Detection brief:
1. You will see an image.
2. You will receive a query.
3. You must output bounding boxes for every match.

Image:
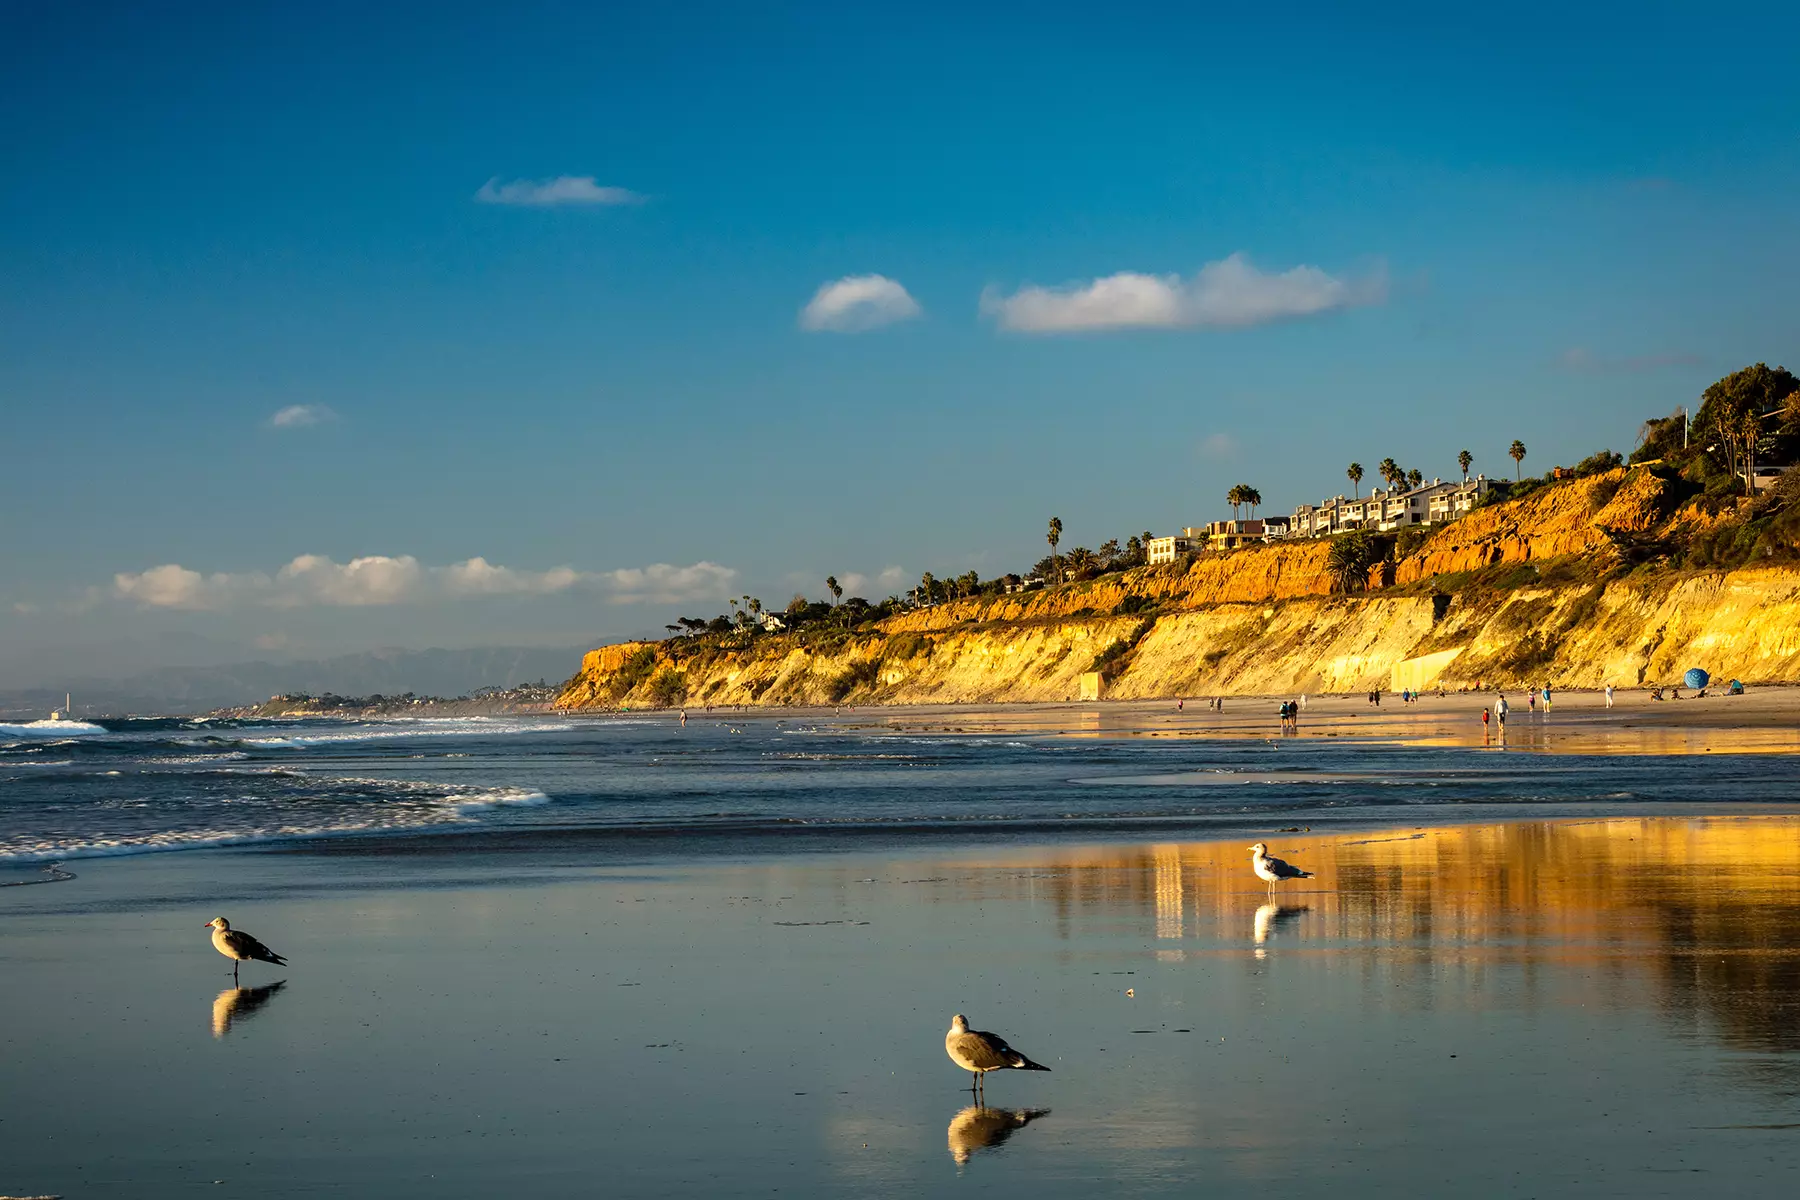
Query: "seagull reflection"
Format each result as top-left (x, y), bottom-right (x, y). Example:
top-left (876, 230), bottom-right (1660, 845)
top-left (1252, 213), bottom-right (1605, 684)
top-left (947, 1105), bottom-right (1051, 1166)
top-left (1253, 902), bottom-right (1309, 957)
top-left (211, 980), bottom-right (287, 1038)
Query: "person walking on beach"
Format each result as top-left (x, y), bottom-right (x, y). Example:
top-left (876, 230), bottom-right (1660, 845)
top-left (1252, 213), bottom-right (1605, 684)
top-left (1495, 693), bottom-right (1508, 727)
top-left (1527, 691), bottom-right (1536, 713)
top-left (1542, 685), bottom-right (1552, 713)
top-left (1605, 683), bottom-right (1614, 708)
top-left (1177, 697), bottom-right (1183, 711)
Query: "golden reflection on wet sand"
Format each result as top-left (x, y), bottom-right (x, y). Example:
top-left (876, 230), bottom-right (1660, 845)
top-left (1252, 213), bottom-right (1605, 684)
top-left (210, 980), bottom-right (287, 1038)
top-left (946, 1105), bottom-right (1051, 1166)
top-left (949, 816), bottom-right (1800, 1055)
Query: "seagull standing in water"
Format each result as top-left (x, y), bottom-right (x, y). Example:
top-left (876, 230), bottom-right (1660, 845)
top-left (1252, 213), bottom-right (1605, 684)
top-left (204, 916), bottom-right (288, 981)
top-left (1249, 843), bottom-right (1313, 898)
top-left (945, 1014), bottom-right (1051, 1094)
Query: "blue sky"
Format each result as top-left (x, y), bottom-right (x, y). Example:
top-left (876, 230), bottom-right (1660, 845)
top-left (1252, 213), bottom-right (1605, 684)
top-left (4, 1), bottom-right (1798, 679)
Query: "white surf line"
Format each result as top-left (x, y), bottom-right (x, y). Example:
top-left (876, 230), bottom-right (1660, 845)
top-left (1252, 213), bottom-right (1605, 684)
top-left (0, 861), bottom-right (77, 887)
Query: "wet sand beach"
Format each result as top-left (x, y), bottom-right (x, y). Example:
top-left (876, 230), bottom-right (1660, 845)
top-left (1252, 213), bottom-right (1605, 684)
top-left (806, 686), bottom-right (1800, 754)
top-left (4, 815), bottom-right (1800, 1197)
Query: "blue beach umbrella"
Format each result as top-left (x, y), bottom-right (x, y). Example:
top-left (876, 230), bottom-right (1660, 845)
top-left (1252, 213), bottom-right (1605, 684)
top-left (1683, 667), bottom-right (1709, 690)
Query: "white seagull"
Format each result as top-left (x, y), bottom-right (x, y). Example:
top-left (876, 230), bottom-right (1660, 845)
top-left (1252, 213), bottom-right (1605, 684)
top-left (204, 916), bottom-right (288, 981)
top-left (945, 1014), bottom-right (1051, 1094)
top-left (1249, 843), bottom-right (1313, 898)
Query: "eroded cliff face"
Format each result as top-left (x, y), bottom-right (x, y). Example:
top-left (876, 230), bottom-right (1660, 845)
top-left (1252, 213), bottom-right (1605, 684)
top-left (557, 469), bottom-right (1800, 707)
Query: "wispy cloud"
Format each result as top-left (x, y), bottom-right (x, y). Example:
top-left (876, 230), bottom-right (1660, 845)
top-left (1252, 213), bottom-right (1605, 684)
top-left (475, 176), bottom-right (646, 207)
top-left (1198, 432), bottom-right (1239, 460)
top-left (112, 556), bottom-right (735, 611)
top-left (799, 275), bottom-right (922, 332)
top-left (982, 253), bottom-right (1385, 334)
top-left (1558, 347), bottom-right (1702, 373)
top-left (268, 404), bottom-right (335, 429)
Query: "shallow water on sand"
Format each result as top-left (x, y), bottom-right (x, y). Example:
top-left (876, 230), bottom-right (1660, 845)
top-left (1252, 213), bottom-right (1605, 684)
top-left (6, 698), bottom-right (1800, 868)
top-left (3, 816), bottom-right (1799, 1197)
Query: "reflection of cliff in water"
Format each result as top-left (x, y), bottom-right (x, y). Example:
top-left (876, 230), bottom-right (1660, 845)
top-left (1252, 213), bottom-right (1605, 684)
top-left (941, 817), bottom-right (1800, 1066)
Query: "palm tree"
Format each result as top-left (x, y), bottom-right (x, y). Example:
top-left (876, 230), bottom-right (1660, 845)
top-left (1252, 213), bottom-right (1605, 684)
top-left (1047, 517), bottom-right (1063, 581)
top-left (1738, 405), bottom-right (1763, 494)
top-left (1406, 468), bottom-right (1423, 490)
top-left (825, 575), bottom-right (842, 605)
top-left (1243, 485), bottom-right (1263, 518)
top-left (1347, 462), bottom-right (1363, 498)
top-left (1327, 531), bottom-right (1378, 594)
top-left (1509, 440), bottom-right (1527, 480)
top-left (1457, 449), bottom-right (1473, 482)
top-left (1376, 457), bottom-right (1400, 492)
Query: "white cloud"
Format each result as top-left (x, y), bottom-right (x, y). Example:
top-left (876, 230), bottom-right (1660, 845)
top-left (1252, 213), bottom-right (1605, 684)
top-left (597, 562), bottom-right (738, 605)
top-left (982, 253), bottom-right (1384, 334)
top-left (799, 275), bottom-right (922, 332)
top-left (809, 566), bottom-right (908, 600)
top-left (268, 404), bottom-right (335, 429)
top-left (475, 176), bottom-right (645, 207)
top-left (112, 556), bottom-right (735, 611)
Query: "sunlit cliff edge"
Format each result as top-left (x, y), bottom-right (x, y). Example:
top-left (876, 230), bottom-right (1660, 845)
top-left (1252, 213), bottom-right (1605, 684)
top-left (558, 468), bottom-right (1800, 708)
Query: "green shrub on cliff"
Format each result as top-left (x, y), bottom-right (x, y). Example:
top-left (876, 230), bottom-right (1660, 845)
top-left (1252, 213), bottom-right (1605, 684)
top-left (647, 668), bottom-right (688, 707)
top-left (883, 632), bottom-right (934, 662)
top-left (609, 647), bottom-right (659, 699)
top-left (829, 659), bottom-right (882, 701)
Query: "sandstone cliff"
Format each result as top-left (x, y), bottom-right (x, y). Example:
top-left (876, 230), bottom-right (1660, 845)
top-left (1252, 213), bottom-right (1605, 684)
top-left (558, 468), bottom-right (1800, 707)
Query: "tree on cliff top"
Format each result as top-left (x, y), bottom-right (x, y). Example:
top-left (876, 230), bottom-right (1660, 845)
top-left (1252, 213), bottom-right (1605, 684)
top-left (1695, 364), bottom-right (1799, 494)
top-left (1347, 462), bottom-right (1364, 498)
top-left (1457, 449), bottom-right (1473, 482)
top-left (1509, 440), bottom-right (1527, 480)
top-left (1047, 517), bottom-right (1063, 582)
top-left (1377, 457), bottom-right (1400, 491)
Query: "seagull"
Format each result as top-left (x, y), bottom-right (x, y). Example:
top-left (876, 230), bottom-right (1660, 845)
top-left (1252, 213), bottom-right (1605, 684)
top-left (204, 916), bottom-right (288, 981)
top-left (945, 1014), bottom-right (1050, 1094)
top-left (1249, 843), bottom-right (1313, 898)
top-left (946, 1105), bottom-right (1051, 1165)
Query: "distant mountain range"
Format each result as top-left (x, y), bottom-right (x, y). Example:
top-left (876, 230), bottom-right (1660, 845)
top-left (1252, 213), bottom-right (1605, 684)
top-left (0, 645), bottom-right (591, 717)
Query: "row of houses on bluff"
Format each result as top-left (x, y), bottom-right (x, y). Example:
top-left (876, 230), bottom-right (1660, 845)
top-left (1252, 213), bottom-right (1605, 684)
top-left (1147, 474), bottom-right (1497, 563)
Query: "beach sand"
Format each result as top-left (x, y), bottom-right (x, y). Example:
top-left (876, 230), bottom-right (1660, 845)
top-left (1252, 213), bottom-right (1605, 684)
top-left (5, 815), bottom-right (1800, 1197)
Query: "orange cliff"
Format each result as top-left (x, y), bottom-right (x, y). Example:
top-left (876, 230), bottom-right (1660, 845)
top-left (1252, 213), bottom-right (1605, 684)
top-left (557, 469), bottom-right (1800, 708)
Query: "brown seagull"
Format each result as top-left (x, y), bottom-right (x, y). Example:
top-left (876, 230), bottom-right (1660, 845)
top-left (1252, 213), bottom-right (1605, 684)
top-left (204, 916), bottom-right (288, 981)
top-left (945, 1014), bottom-right (1050, 1093)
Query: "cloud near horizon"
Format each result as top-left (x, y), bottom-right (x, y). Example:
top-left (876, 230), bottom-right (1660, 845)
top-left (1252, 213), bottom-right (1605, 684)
top-left (112, 556), bottom-right (735, 611)
top-left (833, 566), bottom-right (907, 598)
top-left (268, 404), bottom-right (335, 429)
top-left (475, 176), bottom-right (645, 207)
top-left (982, 253), bottom-right (1385, 334)
top-left (799, 275), bottom-right (921, 332)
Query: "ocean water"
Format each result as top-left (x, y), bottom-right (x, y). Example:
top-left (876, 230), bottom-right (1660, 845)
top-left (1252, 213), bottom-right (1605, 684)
top-left (3, 710), bottom-right (1794, 866)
